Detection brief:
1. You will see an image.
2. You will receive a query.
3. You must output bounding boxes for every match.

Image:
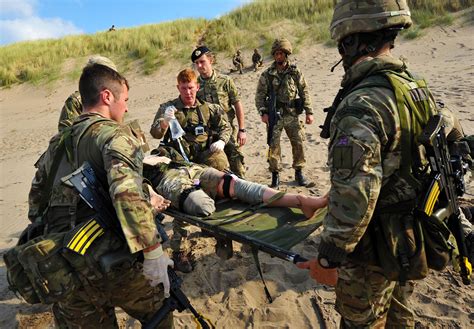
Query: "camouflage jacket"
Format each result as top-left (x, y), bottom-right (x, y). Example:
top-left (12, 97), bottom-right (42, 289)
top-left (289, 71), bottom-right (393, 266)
top-left (197, 70), bottom-right (240, 114)
top-left (318, 55), bottom-right (461, 263)
top-left (29, 113), bottom-right (159, 253)
top-left (255, 61), bottom-right (313, 116)
top-left (58, 91), bottom-right (82, 132)
top-left (150, 97), bottom-right (231, 145)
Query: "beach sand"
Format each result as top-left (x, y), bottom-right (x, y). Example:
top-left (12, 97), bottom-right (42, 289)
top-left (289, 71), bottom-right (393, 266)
top-left (1, 16), bottom-right (473, 328)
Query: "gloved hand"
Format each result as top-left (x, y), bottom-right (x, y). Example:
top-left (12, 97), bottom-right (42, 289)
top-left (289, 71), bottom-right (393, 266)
top-left (164, 106), bottom-right (177, 122)
top-left (210, 140), bottom-right (225, 153)
top-left (296, 258), bottom-right (338, 286)
top-left (143, 244), bottom-right (174, 297)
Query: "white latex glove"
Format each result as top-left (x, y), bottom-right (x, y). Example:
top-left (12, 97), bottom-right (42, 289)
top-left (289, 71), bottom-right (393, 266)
top-left (143, 245), bottom-right (174, 297)
top-left (210, 140), bottom-right (225, 153)
top-left (163, 106), bottom-right (177, 122)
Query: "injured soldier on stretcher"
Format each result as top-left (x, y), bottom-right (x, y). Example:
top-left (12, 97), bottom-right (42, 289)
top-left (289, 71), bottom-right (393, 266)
top-left (143, 155), bottom-right (328, 218)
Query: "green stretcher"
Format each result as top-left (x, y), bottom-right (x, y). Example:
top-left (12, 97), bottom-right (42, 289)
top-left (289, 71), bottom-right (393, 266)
top-left (165, 199), bottom-right (327, 264)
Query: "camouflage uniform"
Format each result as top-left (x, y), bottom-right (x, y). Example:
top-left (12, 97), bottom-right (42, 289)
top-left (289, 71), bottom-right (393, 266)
top-left (252, 50), bottom-right (263, 71)
top-left (232, 51), bottom-right (244, 74)
top-left (151, 97), bottom-right (231, 172)
top-left (255, 62), bottom-right (313, 172)
top-left (29, 113), bottom-right (171, 328)
top-left (318, 56), bottom-right (463, 328)
top-left (57, 91), bottom-right (82, 132)
top-left (197, 70), bottom-right (246, 177)
top-left (151, 97), bottom-right (230, 257)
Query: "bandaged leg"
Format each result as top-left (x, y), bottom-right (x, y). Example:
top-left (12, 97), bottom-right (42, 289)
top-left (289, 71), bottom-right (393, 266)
top-left (182, 189), bottom-right (216, 216)
top-left (232, 176), bottom-right (267, 204)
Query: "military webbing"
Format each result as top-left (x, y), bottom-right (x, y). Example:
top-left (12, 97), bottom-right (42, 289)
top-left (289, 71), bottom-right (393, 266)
top-left (383, 70), bottom-right (434, 190)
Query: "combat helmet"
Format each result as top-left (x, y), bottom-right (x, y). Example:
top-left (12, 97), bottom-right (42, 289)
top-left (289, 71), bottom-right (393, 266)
top-left (330, 0), bottom-right (412, 42)
top-left (271, 38), bottom-right (292, 55)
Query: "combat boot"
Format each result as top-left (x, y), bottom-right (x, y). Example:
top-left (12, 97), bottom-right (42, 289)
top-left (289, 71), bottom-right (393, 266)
top-left (295, 169), bottom-right (308, 186)
top-left (270, 172), bottom-right (279, 188)
top-left (172, 251), bottom-right (194, 273)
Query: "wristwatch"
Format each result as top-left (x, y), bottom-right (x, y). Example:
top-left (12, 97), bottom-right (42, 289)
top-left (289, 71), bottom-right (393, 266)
top-left (238, 128), bottom-right (246, 133)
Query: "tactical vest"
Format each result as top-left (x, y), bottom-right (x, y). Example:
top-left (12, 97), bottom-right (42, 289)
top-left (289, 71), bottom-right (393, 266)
top-left (264, 64), bottom-right (304, 115)
top-left (343, 70), bottom-right (455, 282)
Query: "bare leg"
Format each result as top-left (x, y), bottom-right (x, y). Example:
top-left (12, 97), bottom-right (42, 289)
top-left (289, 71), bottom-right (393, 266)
top-left (216, 177), bottom-right (327, 219)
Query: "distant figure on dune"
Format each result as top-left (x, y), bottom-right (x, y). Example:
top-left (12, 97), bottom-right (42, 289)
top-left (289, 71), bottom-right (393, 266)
top-left (231, 50), bottom-right (244, 74)
top-left (252, 48), bottom-right (263, 72)
top-left (108, 24), bottom-right (116, 32)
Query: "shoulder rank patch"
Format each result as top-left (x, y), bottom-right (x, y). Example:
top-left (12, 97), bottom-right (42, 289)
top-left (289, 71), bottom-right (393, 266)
top-left (66, 218), bottom-right (104, 255)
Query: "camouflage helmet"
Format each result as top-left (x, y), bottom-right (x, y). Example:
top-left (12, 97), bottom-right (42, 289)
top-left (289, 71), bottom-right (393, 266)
top-left (86, 55), bottom-right (118, 72)
top-left (330, 0), bottom-right (412, 42)
top-left (271, 38), bottom-right (292, 55)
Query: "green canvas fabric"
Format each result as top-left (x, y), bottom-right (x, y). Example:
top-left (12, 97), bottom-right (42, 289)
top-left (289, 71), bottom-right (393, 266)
top-left (167, 200), bottom-right (327, 252)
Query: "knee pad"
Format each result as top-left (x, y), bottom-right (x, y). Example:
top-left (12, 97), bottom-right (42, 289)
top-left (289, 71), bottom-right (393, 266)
top-left (233, 178), bottom-right (266, 205)
top-left (182, 189), bottom-right (216, 217)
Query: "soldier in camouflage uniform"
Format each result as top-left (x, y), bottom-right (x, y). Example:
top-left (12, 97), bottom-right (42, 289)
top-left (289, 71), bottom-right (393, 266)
top-left (296, 1), bottom-right (467, 328)
top-left (28, 60), bottom-right (173, 328)
top-left (192, 46), bottom-right (248, 178)
top-left (150, 68), bottom-right (231, 171)
top-left (151, 68), bottom-right (231, 272)
top-left (231, 49), bottom-right (244, 74)
top-left (57, 56), bottom-right (118, 132)
top-left (143, 154), bottom-right (328, 218)
top-left (255, 38), bottom-right (314, 188)
top-left (252, 48), bottom-right (263, 72)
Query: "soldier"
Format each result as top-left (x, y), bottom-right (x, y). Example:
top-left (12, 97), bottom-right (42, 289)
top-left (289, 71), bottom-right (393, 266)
top-left (143, 154), bottom-right (328, 218)
top-left (57, 56), bottom-right (118, 132)
top-left (252, 48), bottom-right (263, 72)
top-left (231, 49), bottom-right (244, 74)
top-left (296, 1), bottom-right (467, 327)
top-left (192, 46), bottom-right (247, 178)
top-left (255, 38), bottom-right (314, 188)
top-left (150, 68), bottom-right (231, 272)
top-left (28, 59), bottom-right (173, 327)
top-left (150, 68), bottom-right (231, 171)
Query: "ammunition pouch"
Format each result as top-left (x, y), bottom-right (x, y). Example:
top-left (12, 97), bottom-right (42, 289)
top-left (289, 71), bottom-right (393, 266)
top-left (4, 232), bottom-right (79, 304)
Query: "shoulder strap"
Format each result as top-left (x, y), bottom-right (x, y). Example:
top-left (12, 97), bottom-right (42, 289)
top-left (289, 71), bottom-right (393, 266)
top-left (383, 70), bottom-right (434, 189)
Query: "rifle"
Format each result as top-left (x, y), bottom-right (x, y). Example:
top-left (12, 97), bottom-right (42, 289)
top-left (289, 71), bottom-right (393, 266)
top-left (143, 268), bottom-right (215, 329)
top-left (418, 114), bottom-right (472, 285)
top-left (266, 81), bottom-right (281, 146)
top-left (64, 162), bottom-right (213, 326)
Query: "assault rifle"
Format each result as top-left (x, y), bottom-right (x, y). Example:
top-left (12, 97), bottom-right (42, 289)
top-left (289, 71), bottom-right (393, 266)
top-left (64, 162), bottom-right (213, 327)
top-left (266, 82), bottom-right (280, 146)
top-left (418, 115), bottom-right (472, 285)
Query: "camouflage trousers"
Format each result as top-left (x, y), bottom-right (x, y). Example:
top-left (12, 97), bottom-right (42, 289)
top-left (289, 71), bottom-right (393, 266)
top-left (225, 118), bottom-right (246, 178)
top-left (192, 148), bottom-right (229, 172)
top-left (56, 231), bottom-right (173, 328)
top-left (336, 261), bottom-right (415, 328)
top-left (268, 114), bottom-right (306, 172)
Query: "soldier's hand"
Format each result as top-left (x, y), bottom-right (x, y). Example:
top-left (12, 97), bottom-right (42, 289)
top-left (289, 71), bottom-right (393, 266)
top-left (164, 106), bottom-right (177, 122)
top-left (210, 140), bottom-right (225, 153)
top-left (261, 114), bottom-right (269, 125)
top-left (143, 245), bottom-right (174, 297)
top-left (296, 258), bottom-right (338, 286)
top-left (237, 130), bottom-right (247, 146)
top-left (147, 185), bottom-right (171, 214)
top-left (305, 114), bottom-right (314, 125)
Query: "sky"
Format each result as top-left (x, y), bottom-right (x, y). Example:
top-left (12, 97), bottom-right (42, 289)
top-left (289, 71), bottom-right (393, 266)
top-left (0, 0), bottom-right (252, 45)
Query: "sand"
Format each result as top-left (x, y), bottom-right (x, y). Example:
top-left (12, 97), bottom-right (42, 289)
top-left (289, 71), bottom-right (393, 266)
top-left (1, 15), bottom-right (473, 329)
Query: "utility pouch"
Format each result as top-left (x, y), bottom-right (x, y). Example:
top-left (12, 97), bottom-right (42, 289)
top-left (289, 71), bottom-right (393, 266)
top-left (294, 98), bottom-right (304, 115)
top-left (418, 211), bottom-right (452, 271)
top-left (370, 212), bottom-right (428, 282)
top-left (4, 240), bottom-right (40, 304)
top-left (13, 233), bottom-right (79, 304)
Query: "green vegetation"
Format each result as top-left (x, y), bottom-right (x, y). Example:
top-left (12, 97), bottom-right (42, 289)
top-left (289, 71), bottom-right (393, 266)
top-left (0, 0), bottom-right (472, 87)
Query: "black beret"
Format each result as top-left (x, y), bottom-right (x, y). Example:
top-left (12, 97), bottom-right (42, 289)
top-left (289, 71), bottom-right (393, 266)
top-left (191, 46), bottom-right (210, 62)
